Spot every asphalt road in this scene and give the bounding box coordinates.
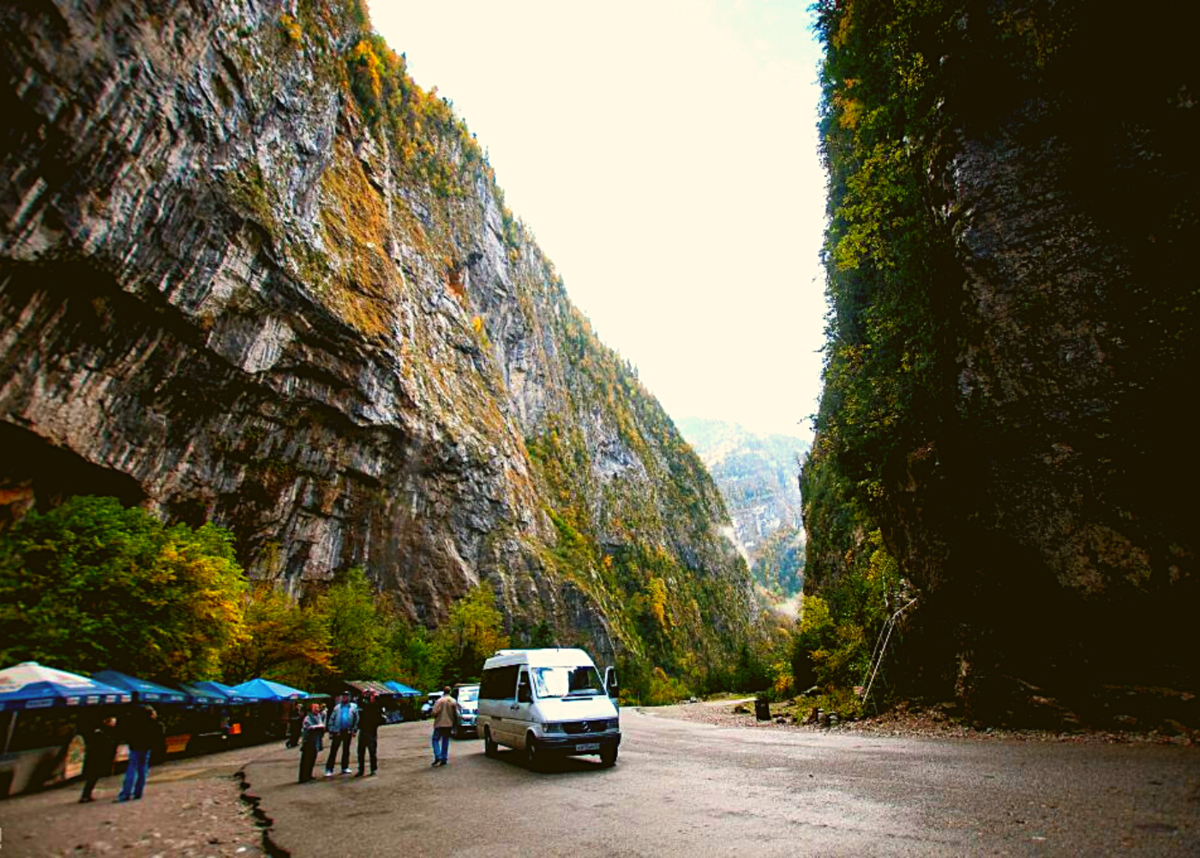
[245,708,1199,857]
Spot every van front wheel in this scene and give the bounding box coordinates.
[484,728,497,758]
[600,745,618,767]
[525,735,543,772]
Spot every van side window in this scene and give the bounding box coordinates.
[480,665,519,700]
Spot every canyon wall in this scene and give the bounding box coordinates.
[0,0,752,676]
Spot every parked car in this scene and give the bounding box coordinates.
[453,684,479,738]
[421,692,441,719]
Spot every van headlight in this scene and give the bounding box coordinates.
[542,722,564,733]
[607,719,620,730]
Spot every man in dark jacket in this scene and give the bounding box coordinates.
[356,690,384,776]
[117,706,165,802]
[79,715,118,802]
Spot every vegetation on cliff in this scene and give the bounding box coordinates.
[800,0,1200,724]
[750,525,806,598]
[296,6,758,701]
[797,0,955,708]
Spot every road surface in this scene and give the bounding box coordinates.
[243,708,1198,856]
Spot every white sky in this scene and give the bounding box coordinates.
[371,1,828,441]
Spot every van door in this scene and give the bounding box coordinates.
[508,668,535,748]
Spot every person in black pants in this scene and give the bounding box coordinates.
[356,691,383,776]
[285,701,303,748]
[298,704,326,783]
[324,692,358,776]
[79,715,118,802]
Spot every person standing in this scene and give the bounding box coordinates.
[117,706,165,802]
[285,701,303,748]
[430,686,459,767]
[79,715,118,802]
[356,690,383,777]
[298,703,326,783]
[324,692,358,776]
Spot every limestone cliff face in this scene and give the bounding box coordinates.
[0,0,751,668]
[806,1,1198,726]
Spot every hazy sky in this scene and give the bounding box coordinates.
[371,1,828,440]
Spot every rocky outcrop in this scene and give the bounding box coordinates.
[0,0,752,670]
[806,0,1198,727]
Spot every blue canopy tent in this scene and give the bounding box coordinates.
[0,662,131,712]
[174,682,229,706]
[0,662,132,757]
[227,678,308,701]
[192,680,252,704]
[92,670,188,704]
[384,680,420,697]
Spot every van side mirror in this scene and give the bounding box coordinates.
[517,675,532,704]
[604,666,619,698]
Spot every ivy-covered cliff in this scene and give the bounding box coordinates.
[0,0,752,692]
[804,0,1198,728]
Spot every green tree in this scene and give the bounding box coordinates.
[431,583,509,683]
[317,566,396,680]
[223,584,332,687]
[388,619,443,693]
[0,496,246,682]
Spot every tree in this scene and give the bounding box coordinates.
[431,583,509,683]
[388,619,443,693]
[223,584,332,686]
[0,496,246,681]
[318,566,396,680]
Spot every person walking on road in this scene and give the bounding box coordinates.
[79,715,118,802]
[298,703,326,783]
[324,691,359,776]
[430,686,459,767]
[356,690,383,776]
[117,706,165,802]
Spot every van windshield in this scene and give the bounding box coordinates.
[458,686,479,703]
[531,666,605,699]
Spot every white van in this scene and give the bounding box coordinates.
[477,648,620,769]
[453,683,479,738]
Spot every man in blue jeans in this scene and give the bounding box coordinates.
[430,687,459,767]
[117,706,164,802]
[324,692,359,776]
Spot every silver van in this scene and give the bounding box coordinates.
[477,648,620,770]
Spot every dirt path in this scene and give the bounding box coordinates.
[0,744,274,857]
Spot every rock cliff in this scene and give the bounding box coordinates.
[0,0,752,679]
[805,0,1198,727]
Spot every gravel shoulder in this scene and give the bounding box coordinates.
[643,698,1199,746]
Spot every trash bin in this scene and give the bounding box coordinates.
[754,697,771,721]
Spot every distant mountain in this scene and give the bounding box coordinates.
[676,418,808,595]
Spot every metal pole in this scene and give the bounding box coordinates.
[861,598,918,706]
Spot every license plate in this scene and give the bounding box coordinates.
[575,742,600,752]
